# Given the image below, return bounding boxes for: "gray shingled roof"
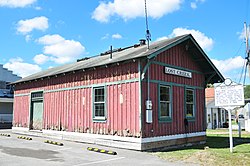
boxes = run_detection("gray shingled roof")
[13,34,224,84]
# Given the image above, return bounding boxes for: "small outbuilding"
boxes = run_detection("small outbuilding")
[12,34,224,150]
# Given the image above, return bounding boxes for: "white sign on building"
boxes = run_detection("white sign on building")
[215,84,244,107]
[164,67,192,78]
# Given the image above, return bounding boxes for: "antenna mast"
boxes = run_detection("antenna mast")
[144,0,151,49]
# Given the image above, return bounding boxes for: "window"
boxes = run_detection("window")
[208,114,211,123]
[93,87,106,120]
[31,91,43,101]
[159,85,171,121]
[186,89,195,118]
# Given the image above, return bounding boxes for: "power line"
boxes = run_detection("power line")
[239,58,247,83]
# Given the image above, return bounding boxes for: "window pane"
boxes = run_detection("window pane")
[186,104,194,117]
[159,85,171,119]
[160,102,170,117]
[95,88,104,102]
[160,86,170,101]
[94,103,105,116]
[186,90,193,103]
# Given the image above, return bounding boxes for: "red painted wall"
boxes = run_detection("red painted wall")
[13,62,141,137]
[141,43,206,138]
[13,96,30,128]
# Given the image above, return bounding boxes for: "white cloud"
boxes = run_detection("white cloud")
[211,56,245,74]
[3,57,41,77]
[190,2,197,9]
[238,26,250,41]
[35,6,41,10]
[38,34,64,45]
[112,33,122,39]
[37,34,85,64]
[191,0,205,9]
[25,34,32,42]
[101,34,110,40]
[156,36,168,41]
[169,27,214,51]
[17,16,48,35]
[92,0,183,23]
[33,54,49,65]
[0,0,36,8]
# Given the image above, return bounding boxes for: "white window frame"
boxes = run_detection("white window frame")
[93,86,106,121]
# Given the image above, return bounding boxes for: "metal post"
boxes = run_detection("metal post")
[228,109,233,153]
[239,121,241,138]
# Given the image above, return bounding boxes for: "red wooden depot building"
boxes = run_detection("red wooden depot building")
[12,34,224,150]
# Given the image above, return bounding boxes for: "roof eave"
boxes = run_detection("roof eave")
[148,34,224,84]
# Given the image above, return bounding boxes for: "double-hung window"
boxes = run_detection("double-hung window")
[159,85,171,121]
[93,87,106,120]
[185,89,195,118]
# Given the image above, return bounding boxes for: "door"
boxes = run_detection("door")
[30,91,44,130]
[32,101,43,130]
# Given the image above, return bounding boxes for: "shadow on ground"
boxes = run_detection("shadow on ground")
[0,145,64,162]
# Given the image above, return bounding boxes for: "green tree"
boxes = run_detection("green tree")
[244,85,250,99]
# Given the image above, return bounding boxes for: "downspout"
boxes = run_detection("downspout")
[141,59,152,100]
[147,59,150,102]
[138,60,142,137]
[141,57,153,125]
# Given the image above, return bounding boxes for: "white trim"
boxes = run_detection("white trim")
[14,78,139,97]
[12,127,29,131]
[0,98,13,103]
[14,93,29,97]
[12,127,205,150]
[141,132,206,143]
[12,127,205,144]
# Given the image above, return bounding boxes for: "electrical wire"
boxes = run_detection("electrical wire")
[219,42,244,76]
[239,58,247,83]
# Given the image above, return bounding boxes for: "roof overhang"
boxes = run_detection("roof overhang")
[0,98,13,103]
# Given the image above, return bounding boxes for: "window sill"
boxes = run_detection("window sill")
[185,116,195,121]
[93,117,107,123]
[158,117,172,123]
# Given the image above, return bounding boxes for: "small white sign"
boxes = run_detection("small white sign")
[215,84,244,107]
[164,67,192,78]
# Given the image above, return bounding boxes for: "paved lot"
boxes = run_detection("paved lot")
[0,129,193,166]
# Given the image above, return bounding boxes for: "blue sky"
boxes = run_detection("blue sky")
[0,0,250,84]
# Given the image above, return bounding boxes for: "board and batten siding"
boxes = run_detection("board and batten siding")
[13,62,141,137]
[13,96,30,128]
[141,44,206,138]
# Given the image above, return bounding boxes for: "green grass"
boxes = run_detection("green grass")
[153,129,250,166]
[231,120,237,125]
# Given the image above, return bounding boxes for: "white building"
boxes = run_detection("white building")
[206,88,227,129]
[0,65,21,128]
[243,103,250,132]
